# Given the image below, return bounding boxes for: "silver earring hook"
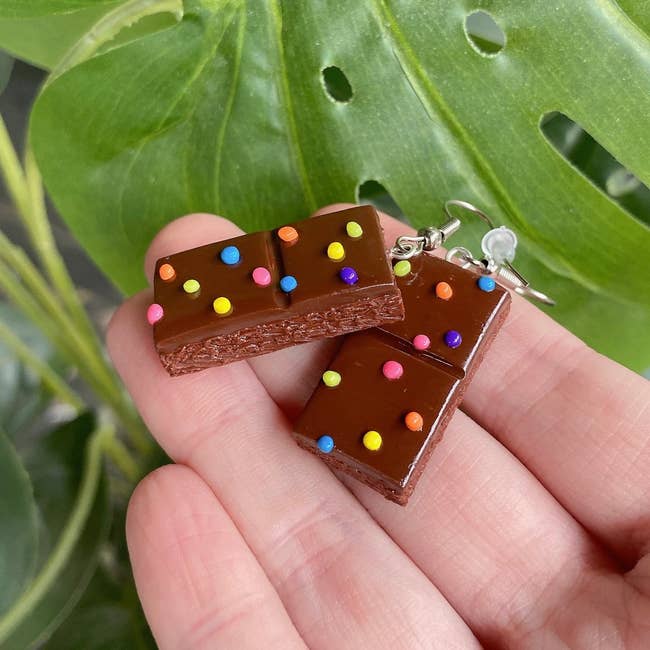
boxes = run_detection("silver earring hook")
[391,216,461,260]
[444,199,497,229]
[443,200,555,306]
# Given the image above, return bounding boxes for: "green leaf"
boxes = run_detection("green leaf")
[616,0,650,35]
[0,1,121,19]
[0,414,111,649]
[0,431,39,617]
[0,5,120,69]
[0,1,180,70]
[0,303,67,438]
[26,1,650,368]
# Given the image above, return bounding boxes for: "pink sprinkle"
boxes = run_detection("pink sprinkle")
[382,360,403,380]
[252,266,272,287]
[412,334,431,351]
[147,303,163,325]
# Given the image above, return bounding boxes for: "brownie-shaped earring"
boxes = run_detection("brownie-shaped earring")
[148,205,406,376]
[294,200,553,506]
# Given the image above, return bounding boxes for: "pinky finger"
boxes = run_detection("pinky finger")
[127,464,306,650]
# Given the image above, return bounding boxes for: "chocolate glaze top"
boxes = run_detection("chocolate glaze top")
[153,206,400,353]
[296,329,461,488]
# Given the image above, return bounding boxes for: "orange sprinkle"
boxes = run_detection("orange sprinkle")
[405,411,424,432]
[159,263,176,281]
[435,281,453,300]
[278,226,299,243]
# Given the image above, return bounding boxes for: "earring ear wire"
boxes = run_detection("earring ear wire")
[443,200,555,306]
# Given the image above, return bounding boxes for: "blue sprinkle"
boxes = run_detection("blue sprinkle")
[317,435,334,454]
[220,245,240,265]
[477,276,496,292]
[280,275,298,293]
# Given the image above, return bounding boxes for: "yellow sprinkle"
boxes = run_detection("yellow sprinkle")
[346,221,363,238]
[322,370,341,387]
[183,279,200,294]
[327,242,345,261]
[363,430,382,451]
[213,297,232,315]
[393,260,411,277]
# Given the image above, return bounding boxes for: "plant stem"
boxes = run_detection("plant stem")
[0,251,150,453]
[0,119,115,396]
[0,424,111,644]
[0,115,151,452]
[23,147,106,358]
[0,115,30,219]
[0,318,83,411]
[103,434,141,482]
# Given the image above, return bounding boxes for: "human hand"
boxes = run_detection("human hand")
[107,204,650,649]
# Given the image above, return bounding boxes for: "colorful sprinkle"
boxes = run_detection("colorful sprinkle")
[220,245,240,265]
[478,276,496,292]
[393,260,411,277]
[327,242,345,261]
[278,226,299,243]
[183,279,200,294]
[252,266,272,287]
[346,221,363,238]
[435,281,453,300]
[382,360,404,380]
[146,303,163,325]
[444,330,462,349]
[280,275,298,293]
[339,266,359,285]
[322,370,342,387]
[405,411,424,432]
[158,263,176,282]
[412,334,431,351]
[317,435,335,453]
[363,430,383,451]
[213,297,232,315]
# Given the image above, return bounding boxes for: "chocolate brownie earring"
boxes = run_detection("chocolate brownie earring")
[148,205,406,375]
[293,201,553,506]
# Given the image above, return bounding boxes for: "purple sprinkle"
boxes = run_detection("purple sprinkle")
[339,266,359,285]
[444,330,462,349]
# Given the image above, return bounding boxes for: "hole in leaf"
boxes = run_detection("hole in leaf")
[356,180,408,222]
[540,112,650,226]
[464,11,506,56]
[321,66,353,103]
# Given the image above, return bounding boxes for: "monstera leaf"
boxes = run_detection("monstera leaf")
[5,1,650,368]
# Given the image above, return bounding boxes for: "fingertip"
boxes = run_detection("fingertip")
[126,463,209,552]
[310,202,358,217]
[144,213,244,284]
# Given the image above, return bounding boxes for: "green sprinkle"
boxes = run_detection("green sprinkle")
[346,221,363,238]
[322,370,342,387]
[183,279,200,294]
[393,260,411,277]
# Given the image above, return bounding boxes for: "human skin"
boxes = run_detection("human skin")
[107,204,650,649]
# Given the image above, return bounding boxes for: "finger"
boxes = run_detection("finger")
[461,294,650,562]
[109,249,479,648]
[127,464,305,649]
